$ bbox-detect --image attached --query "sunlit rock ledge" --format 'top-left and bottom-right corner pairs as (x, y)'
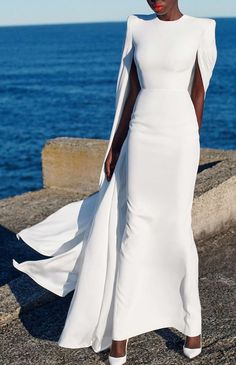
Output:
(0, 137), (235, 240)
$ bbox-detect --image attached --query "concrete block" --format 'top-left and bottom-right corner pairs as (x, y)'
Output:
(193, 176), (236, 239)
(42, 137), (108, 194)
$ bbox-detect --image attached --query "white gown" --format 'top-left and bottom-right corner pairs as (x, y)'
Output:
(13, 13), (217, 352)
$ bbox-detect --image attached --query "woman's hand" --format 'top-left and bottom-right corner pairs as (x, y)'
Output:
(104, 147), (120, 181)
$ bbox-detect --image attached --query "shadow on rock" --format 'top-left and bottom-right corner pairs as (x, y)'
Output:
(19, 291), (73, 342)
(155, 328), (184, 354)
(0, 225), (47, 286)
(198, 159), (222, 173)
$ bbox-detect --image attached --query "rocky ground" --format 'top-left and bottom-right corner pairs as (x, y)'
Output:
(0, 224), (235, 365)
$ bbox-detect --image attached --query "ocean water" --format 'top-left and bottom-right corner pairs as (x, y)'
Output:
(0, 17), (235, 199)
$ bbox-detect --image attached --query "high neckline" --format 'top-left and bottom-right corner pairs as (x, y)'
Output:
(154, 13), (186, 23)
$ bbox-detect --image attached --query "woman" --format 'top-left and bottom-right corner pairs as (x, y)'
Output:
(13, 0), (217, 364)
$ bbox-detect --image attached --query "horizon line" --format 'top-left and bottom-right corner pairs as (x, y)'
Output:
(0, 15), (234, 28)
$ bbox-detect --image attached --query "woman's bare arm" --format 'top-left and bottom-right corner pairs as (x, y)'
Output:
(104, 58), (140, 181)
(191, 56), (205, 133)
(111, 58), (141, 152)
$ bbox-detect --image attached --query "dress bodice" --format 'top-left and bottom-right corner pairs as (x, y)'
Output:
(98, 12), (217, 187)
(130, 13), (217, 92)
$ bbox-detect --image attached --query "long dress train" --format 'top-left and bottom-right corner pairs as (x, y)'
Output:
(13, 13), (217, 352)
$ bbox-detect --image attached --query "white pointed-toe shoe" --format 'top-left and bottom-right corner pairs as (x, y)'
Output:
(183, 338), (202, 359)
(183, 345), (202, 359)
(108, 339), (129, 365)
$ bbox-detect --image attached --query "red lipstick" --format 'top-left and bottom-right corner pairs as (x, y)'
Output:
(154, 4), (164, 11)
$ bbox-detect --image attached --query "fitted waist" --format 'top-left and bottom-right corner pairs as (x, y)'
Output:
(130, 87), (199, 135)
(140, 87), (189, 93)
(131, 87), (196, 125)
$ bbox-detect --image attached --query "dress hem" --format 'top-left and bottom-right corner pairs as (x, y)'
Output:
(12, 259), (66, 298)
(57, 321), (201, 353)
(16, 232), (53, 257)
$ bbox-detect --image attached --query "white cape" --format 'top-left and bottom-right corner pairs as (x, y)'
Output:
(12, 13), (217, 351)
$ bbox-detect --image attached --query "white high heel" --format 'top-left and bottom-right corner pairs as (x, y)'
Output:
(183, 338), (202, 359)
(108, 339), (129, 365)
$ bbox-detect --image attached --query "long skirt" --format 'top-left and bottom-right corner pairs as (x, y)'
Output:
(13, 87), (201, 352)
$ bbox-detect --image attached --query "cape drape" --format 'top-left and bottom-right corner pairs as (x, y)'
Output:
(12, 14), (217, 299)
(188, 18), (217, 99)
(12, 14), (135, 297)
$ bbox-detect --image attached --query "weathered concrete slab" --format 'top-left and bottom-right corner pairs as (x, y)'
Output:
(0, 275), (56, 326)
(0, 225), (235, 364)
(41, 137), (236, 197)
(193, 175), (236, 239)
(42, 137), (107, 194)
(195, 147), (236, 197)
(0, 146), (235, 238)
(0, 187), (85, 234)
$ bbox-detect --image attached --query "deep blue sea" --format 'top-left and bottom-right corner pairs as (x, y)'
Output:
(0, 17), (235, 199)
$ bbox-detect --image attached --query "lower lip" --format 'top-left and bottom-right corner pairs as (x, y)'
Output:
(154, 5), (164, 10)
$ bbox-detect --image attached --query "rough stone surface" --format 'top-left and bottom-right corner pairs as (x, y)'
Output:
(192, 176), (236, 239)
(0, 147), (235, 238)
(0, 225), (235, 364)
(0, 188), (85, 234)
(195, 147), (236, 197)
(42, 137), (108, 194)
(42, 137), (236, 197)
(0, 275), (56, 326)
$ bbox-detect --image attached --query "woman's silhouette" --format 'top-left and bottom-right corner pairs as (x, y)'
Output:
(13, 1), (217, 363)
